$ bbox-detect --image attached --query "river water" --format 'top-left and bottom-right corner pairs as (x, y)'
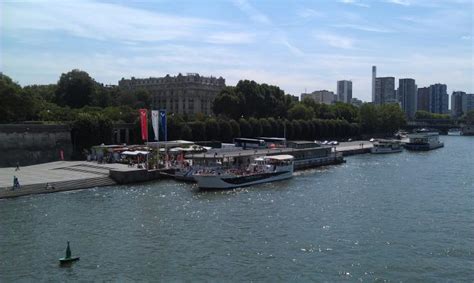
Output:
(1, 136), (473, 281)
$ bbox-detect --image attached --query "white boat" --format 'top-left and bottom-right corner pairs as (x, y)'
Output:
(404, 132), (444, 151)
(193, 155), (294, 190)
(447, 128), (463, 136)
(371, 140), (403, 154)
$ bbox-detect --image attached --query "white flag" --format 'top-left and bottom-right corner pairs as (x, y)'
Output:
(151, 110), (159, 141)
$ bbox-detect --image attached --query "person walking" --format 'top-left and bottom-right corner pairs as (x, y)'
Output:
(12, 176), (20, 190)
(15, 162), (20, 171)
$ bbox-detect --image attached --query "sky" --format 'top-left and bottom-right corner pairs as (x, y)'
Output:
(1, 0), (473, 101)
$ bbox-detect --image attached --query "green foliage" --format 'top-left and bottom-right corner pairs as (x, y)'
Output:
(71, 113), (113, 157)
(56, 69), (95, 108)
(359, 103), (406, 134)
(213, 80), (288, 119)
(0, 74), (43, 123)
(181, 124), (193, 140)
(218, 119), (233, 142)
(23, 84), (57, 103)
(463, 110), (474, 124)
(287, 104), (314, 120)
(248, 117), (262, 137)
(415, 110), (450, 120)
(189, 121), (206, 141)
(212, 87), (242, 120)
(38, 103), (76, 122)
(259, 118), (272, 137)
(229, 119), (241, 138)
(204, 118), (220, 140)
(239, 118), (252, 137)
(331, 102), (359, 123)
(359, 103), (378, 134)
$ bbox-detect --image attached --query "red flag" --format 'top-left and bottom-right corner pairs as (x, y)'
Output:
(139, 109), (148, 141)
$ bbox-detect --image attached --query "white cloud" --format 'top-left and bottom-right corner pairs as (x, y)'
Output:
(3, 1), (227, 43)
(297, 8), (323, 19)
(314, 32), (355, 49)
(338, 0), (370, 8)
(333, 24), (393, 33)
(232, 0), (271, 25)
(386, 0), (411, 6)
(206, 32), (256, 44)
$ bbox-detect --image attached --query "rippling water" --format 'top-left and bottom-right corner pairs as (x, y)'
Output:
(1, 136), (473, 281)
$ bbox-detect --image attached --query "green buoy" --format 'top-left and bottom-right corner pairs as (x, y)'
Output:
(59, 241), (80, 265)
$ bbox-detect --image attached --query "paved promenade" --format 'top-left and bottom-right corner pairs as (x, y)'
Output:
(0, 161), (133, 188)
(335, 140), (373, 152)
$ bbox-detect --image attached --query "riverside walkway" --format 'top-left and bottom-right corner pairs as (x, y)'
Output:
(335, 140), (373, 156)
(0, 161), (138, 199)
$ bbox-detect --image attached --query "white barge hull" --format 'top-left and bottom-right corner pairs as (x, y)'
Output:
(194, 170), (293, 190)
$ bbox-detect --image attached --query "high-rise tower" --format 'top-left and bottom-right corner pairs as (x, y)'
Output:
(372, 66), (376, 103)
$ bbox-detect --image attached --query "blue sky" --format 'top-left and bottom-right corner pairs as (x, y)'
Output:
(1, 0), (473, 101)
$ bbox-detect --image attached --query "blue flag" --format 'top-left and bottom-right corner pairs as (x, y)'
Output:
(159, 110), (167, 141)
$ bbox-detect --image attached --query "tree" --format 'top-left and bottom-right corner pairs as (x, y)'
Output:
(463, 110), (474, 124)
(248, 117), (262, 137)
(359, 103), (379, 134)
(287, 103), (314, 120)
(56, 69), (95, 108)
(205, 119), (220, 140)
(239, 118), (252, 137)
(229, 119), (241, 139)
(212, 87), (243, 119)
(218, 119), (233, 142)
(259, 118), (272, 137)
(0, 74), (41, 123)
(91, 85), (113, 108)
(331, 102), (359, 123)
(378, 104), (406, 134)
(70, 113), (112, 158)
(181, 124), (193, 140)
(189, 121), (206, 141)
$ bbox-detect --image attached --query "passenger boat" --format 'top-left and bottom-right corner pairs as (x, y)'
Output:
(371, 140), (402, 154)
(447, 128), (463, 136)
(193, 155), (294, 190)
(404, 132), (444, 151)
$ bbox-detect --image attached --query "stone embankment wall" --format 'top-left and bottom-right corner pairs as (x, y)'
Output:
(0, 124), (73, 167)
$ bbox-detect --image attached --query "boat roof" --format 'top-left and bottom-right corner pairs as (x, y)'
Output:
(264, 154), (294, 160)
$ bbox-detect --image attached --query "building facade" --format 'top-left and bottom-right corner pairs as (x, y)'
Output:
(337, 80), (352, 103)
(417, 87), (430, 112)
(372, 66), (376, 103)
(301, 90), (336, 105)
(462, 93), (474, 114)
(374, 77), (396, 105)
(429, 83), (448, 114)
(398, 78), (417, 119)
(118, 73), (226, 116)
(351, 97), (363, 107)
(451, 91), (465, 117)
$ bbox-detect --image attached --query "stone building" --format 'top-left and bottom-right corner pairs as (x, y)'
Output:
(337, 80), (352, 103)
(398, 78), (417, 119)
(429, 83), (448, 114)
(374, 77), (396, 105)
(119, 73), (226, 116)
(301, 90), (336, 105)
(417, 87), (430, 112)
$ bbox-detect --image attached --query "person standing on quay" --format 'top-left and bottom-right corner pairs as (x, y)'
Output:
(15, 162), (20, 171)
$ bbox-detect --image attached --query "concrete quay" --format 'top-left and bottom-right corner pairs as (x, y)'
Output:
(0, 161), (143, 199)
(335, 140), (373, 156)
